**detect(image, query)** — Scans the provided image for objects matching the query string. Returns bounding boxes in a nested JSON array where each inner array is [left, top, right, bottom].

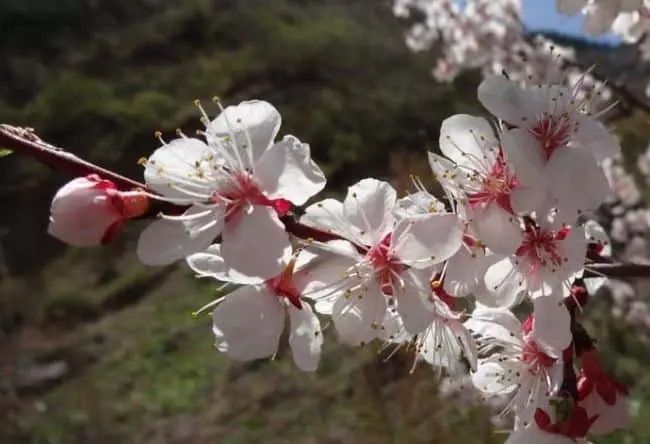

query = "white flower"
[[429, 114, 546, 254], [478, 75, 618, 222], [48, 175, 148, 246], [136, 100, 326, 282], [190, 248, 323, 371], [484, 218, 586, 301], [465, 307, 564, 429], [385, 294, 478, 374], [300, 178, 464, 345]]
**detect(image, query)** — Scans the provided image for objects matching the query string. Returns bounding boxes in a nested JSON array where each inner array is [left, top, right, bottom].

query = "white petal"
[[137, 206, 223, 266], [221, 205, 292, 280], [395, 269, 435, 334], [547, 147, 609, 223], [465, 306, 523, 346], [439, 114, 498, 169], [505, 426, 574, 444], [557, 225, 588, 281], [288, 303, 323, 372], [394, 190, 446, 218], [296, 249, 360, 314], [532, 295, 572, 358], [573, 114, 621, 161], [144, 138, 215, 199], [186, 244, 266, 285], [477, 76, 534, 125], [501, 128, 547, 184], [582, 391, 629, 435], [443, 247, 487, 298], [428, 152, 471, 200], [393, 213, 463, 268], [471, 204, 523, 255], [301, 198, 355, 241], [483, 257, 526, 308], [332, 281, 386, 346], [255, 135, 326, 205], [343, 178, 396, 243], [210, 100, 281, 166], [472, 359, 520, 395], [212, 285, 285, 361]]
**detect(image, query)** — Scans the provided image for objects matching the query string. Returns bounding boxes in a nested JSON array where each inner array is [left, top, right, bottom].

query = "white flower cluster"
[[47, 72, 631, 441], [393, 0, 612, 103]]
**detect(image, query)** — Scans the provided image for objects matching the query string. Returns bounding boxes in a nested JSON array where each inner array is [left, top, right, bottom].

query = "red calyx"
[[534, 406, 598, 440], [578, 350, 628, 405]]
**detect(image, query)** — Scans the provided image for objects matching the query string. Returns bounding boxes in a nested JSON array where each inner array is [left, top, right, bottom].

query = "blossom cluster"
[[393, 0, 613, 104], [45, 69, 633, 442]]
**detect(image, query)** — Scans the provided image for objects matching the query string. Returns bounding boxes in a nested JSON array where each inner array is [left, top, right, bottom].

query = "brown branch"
[[0, 124, 145, 190]]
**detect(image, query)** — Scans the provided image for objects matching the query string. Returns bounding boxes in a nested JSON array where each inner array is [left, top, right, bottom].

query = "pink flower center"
[[213, 170, 291, 222], [366, 233, 406, 296], [521, 338, 556, 370], [530, 112, 572, 160], [267, 257, 302, 309], [516, 225, 568, 273], [467, 147, 519, 214]]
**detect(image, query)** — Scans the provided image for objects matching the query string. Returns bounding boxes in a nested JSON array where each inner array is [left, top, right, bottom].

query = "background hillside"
[[1, 1, 649, 443]]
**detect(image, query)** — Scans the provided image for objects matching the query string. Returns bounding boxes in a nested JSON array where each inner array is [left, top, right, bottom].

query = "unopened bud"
[[48, 174, 149, 247]]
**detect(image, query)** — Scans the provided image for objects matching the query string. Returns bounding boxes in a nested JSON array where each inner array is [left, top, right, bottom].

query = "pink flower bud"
[[48, 174, 148, 246]]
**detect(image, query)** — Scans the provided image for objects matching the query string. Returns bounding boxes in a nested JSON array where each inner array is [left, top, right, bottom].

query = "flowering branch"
[[5, 122, 650, 281]]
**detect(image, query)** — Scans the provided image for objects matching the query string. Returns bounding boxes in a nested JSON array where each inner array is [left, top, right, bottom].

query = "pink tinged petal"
[[137, 205, 223, 266], [212, 285, 285, 361], [556, 0, 587, 16], [210, 100, 281, 165], [505, 426, 574, 444], [573, 114, 621, 161], [287, 303, 322, 372], [532, 295, 572, 358], [393, 213, 464, 268], [395, 269, 435, 334], [471, 204, 523, 255], [483, 258, 526, 308], [477, 75, 534, 126], [439, 114, 498, 168], [332, 281, 386, 346], [254, 135, 326, 205], [186, 244, 266, 285], [547, 148, 609, 223], [465, 306, 523, 346], [48, 178, 123, 247], [581, 390, 629, 435], [221, 205, 292, 281], [144, 138, 214, 199], [343, 178, 397, 242]]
